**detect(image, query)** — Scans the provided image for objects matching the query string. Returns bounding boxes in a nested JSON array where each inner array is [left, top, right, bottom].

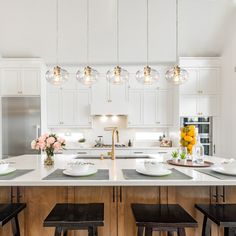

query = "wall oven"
[[180, 117, 213, 156]]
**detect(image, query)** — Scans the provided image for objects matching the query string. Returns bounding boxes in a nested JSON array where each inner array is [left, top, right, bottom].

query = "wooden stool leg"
[[54, 227, 62, 236], [168, 231, 175, 236], [145, 227, 152, 236], [202, 215, 211, 236], [177, 228, 186, 236], [11, 215, 20, 236], [63, 229, 68, 236], [137, 226, 144, 236], [88, 226, 96, 236]]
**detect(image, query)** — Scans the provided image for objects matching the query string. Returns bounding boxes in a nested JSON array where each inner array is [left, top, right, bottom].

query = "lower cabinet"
[[2, 186, 236, 236]]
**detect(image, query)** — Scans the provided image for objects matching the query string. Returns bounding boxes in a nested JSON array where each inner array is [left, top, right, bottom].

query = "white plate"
[[63, 167, 97, 177], [136, 167, 172, 177], [212, 167, 236, 176], [0, 167, 16, 176]]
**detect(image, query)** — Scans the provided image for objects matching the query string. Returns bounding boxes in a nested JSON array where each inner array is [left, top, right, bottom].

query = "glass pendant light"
[[46, 0, 69, 85], [106, 0, 129, 85], [136, 0, 159, 85], [76, 0, 99, 86], [165, 0, 188, 85]]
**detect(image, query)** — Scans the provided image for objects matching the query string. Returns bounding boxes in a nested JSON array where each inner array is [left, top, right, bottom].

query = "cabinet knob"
[[156, 121, 160, 124]]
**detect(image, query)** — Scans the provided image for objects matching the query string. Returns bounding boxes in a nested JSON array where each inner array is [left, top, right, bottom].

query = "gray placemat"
[[122, 168, 192, 180], [0, 169, 34, 180], [43, 169, 109, 180], [195, 169, 236, 180]]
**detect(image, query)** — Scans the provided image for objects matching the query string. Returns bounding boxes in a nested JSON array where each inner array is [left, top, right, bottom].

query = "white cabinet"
[[47, 88, 91, 128], [180, 68, 219, 95], [180, 95, 219, 117], [128, 89, 173, 127], [143, 90, 157, 125], [1, 68, 40, 96], [156, 89, 173, 126], [128, 90, 142, 126]]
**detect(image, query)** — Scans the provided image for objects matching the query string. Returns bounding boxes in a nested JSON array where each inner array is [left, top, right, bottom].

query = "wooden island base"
[[0, 186, 234, 236]]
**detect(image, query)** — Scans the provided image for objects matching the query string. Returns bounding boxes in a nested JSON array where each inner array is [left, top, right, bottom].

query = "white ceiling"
[[0, 0, 235, 64]]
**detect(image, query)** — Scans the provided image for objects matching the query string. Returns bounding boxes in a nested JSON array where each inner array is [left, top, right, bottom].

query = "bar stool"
[[43, 203, 104, 236], [131, 203, 198, 236], [195, 204, 236, 236], [0, 203, 26, 236]]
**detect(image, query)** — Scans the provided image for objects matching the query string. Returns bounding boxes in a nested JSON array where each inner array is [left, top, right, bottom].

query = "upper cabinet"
[[128, 88, 173, 127], [0, 59, 42, 96], [179, 58, 221, 117]]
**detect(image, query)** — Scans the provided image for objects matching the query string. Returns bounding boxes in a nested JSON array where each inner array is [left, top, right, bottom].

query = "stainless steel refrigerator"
[[2, 97, 41, 158]]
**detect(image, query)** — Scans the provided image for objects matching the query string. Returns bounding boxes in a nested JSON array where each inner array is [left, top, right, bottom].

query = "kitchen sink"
[[75, 155, 151, 159]]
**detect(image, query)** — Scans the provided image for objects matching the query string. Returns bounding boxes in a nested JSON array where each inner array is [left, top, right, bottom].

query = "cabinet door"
[[76, 89, 91, 126], [61, 90, 77, 125], [128, 90, 143, 126], [179, 68, 198, 95], [1, 69, 21, 95], [22, 69, 40, 95], [198, 95, 219, 117], [156, 89, 173, 126], [199, 68, 219, 94], [179, 95, 198, 117], [47, 91, 61, 126], [143, 90, 157, 126]]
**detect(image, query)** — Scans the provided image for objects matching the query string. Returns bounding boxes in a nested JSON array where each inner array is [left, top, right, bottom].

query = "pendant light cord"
[[117, 0, 120, 66], [146, 0, 149, 66], [56, 0, 59, 65], [176, 0, 179, 65], [87, 0, 90, 65]]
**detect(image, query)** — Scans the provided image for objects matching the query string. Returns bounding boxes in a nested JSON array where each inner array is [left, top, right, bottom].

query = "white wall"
[[220, 13, 236, 158]]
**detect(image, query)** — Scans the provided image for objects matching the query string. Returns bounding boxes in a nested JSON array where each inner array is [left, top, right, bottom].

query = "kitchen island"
[[0, 154, 235, 236]]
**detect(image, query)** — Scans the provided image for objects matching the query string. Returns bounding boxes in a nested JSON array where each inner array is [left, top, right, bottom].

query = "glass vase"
[[44, 153, 54, 166]]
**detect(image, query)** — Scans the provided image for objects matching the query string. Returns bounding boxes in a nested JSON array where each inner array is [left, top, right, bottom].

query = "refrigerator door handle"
[[36, 125, 41, 139]]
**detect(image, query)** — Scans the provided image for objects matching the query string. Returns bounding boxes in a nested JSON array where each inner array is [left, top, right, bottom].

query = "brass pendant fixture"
[[76, 0, 99, 86], [136, 0, 159, 85], [46, 0, 69, 86], [106, 0, 129, 85], [165, 0, 188, 85]]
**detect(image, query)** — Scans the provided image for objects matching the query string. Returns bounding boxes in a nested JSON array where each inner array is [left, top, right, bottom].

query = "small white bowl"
[[0, 161, 9, 172], [144, 160, 163, 173], [67, 160, 93, 173]]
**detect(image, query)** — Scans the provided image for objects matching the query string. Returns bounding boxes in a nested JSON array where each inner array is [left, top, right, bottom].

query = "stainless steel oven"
[[180, 117, 213, 156]]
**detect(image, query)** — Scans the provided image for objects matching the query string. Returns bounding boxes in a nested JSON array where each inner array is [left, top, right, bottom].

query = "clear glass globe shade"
[[165, 65, 189, 85], [76, 66, 99, 86], [136, 66, 159, 85], [45, 66, 69, 86], [106, 66, 129, 85]]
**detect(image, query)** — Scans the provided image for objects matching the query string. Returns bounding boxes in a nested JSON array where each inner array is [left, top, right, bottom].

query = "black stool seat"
[[131, 204, 197, 236], [44, 203, 104, 236], [195, 204, 236, 236], [0, 203, 26, 236]]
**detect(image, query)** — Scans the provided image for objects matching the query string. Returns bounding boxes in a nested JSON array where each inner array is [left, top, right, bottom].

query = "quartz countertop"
[[0, 154, 235, 187], [65, 146, 177, 150]]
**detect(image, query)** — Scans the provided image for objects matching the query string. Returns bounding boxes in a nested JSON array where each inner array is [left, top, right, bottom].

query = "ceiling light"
[[76, 0, 99, 86], [165, 0, 189, 85], [46, 0, 69, 86], [136, 0, 160, 85], [106, 0, 129, 85]]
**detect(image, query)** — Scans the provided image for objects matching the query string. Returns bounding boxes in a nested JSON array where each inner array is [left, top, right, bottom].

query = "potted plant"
[[171, 151, 179, 163], [31, 133, 66, 166], [78, 138, 86, 148], [179, 152, 187, 165]]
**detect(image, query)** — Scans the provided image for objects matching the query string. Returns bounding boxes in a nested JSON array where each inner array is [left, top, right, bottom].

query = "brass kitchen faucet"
[[104, 127, 119, 160]]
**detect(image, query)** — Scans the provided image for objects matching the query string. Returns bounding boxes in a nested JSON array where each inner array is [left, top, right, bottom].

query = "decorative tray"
[[167, 159, 214, 168]]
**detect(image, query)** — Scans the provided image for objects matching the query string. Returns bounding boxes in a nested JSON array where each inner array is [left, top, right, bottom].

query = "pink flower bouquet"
[[31, 134, 66, 164]]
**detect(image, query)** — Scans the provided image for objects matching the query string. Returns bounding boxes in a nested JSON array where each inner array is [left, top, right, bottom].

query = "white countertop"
[[1, 154, 235, 187], [65, 146, 177, 150]]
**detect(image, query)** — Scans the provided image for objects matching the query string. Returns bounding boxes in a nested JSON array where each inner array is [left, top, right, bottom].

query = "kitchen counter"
[[64, 146, 177, 150], [1, 154, 234, 186]]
